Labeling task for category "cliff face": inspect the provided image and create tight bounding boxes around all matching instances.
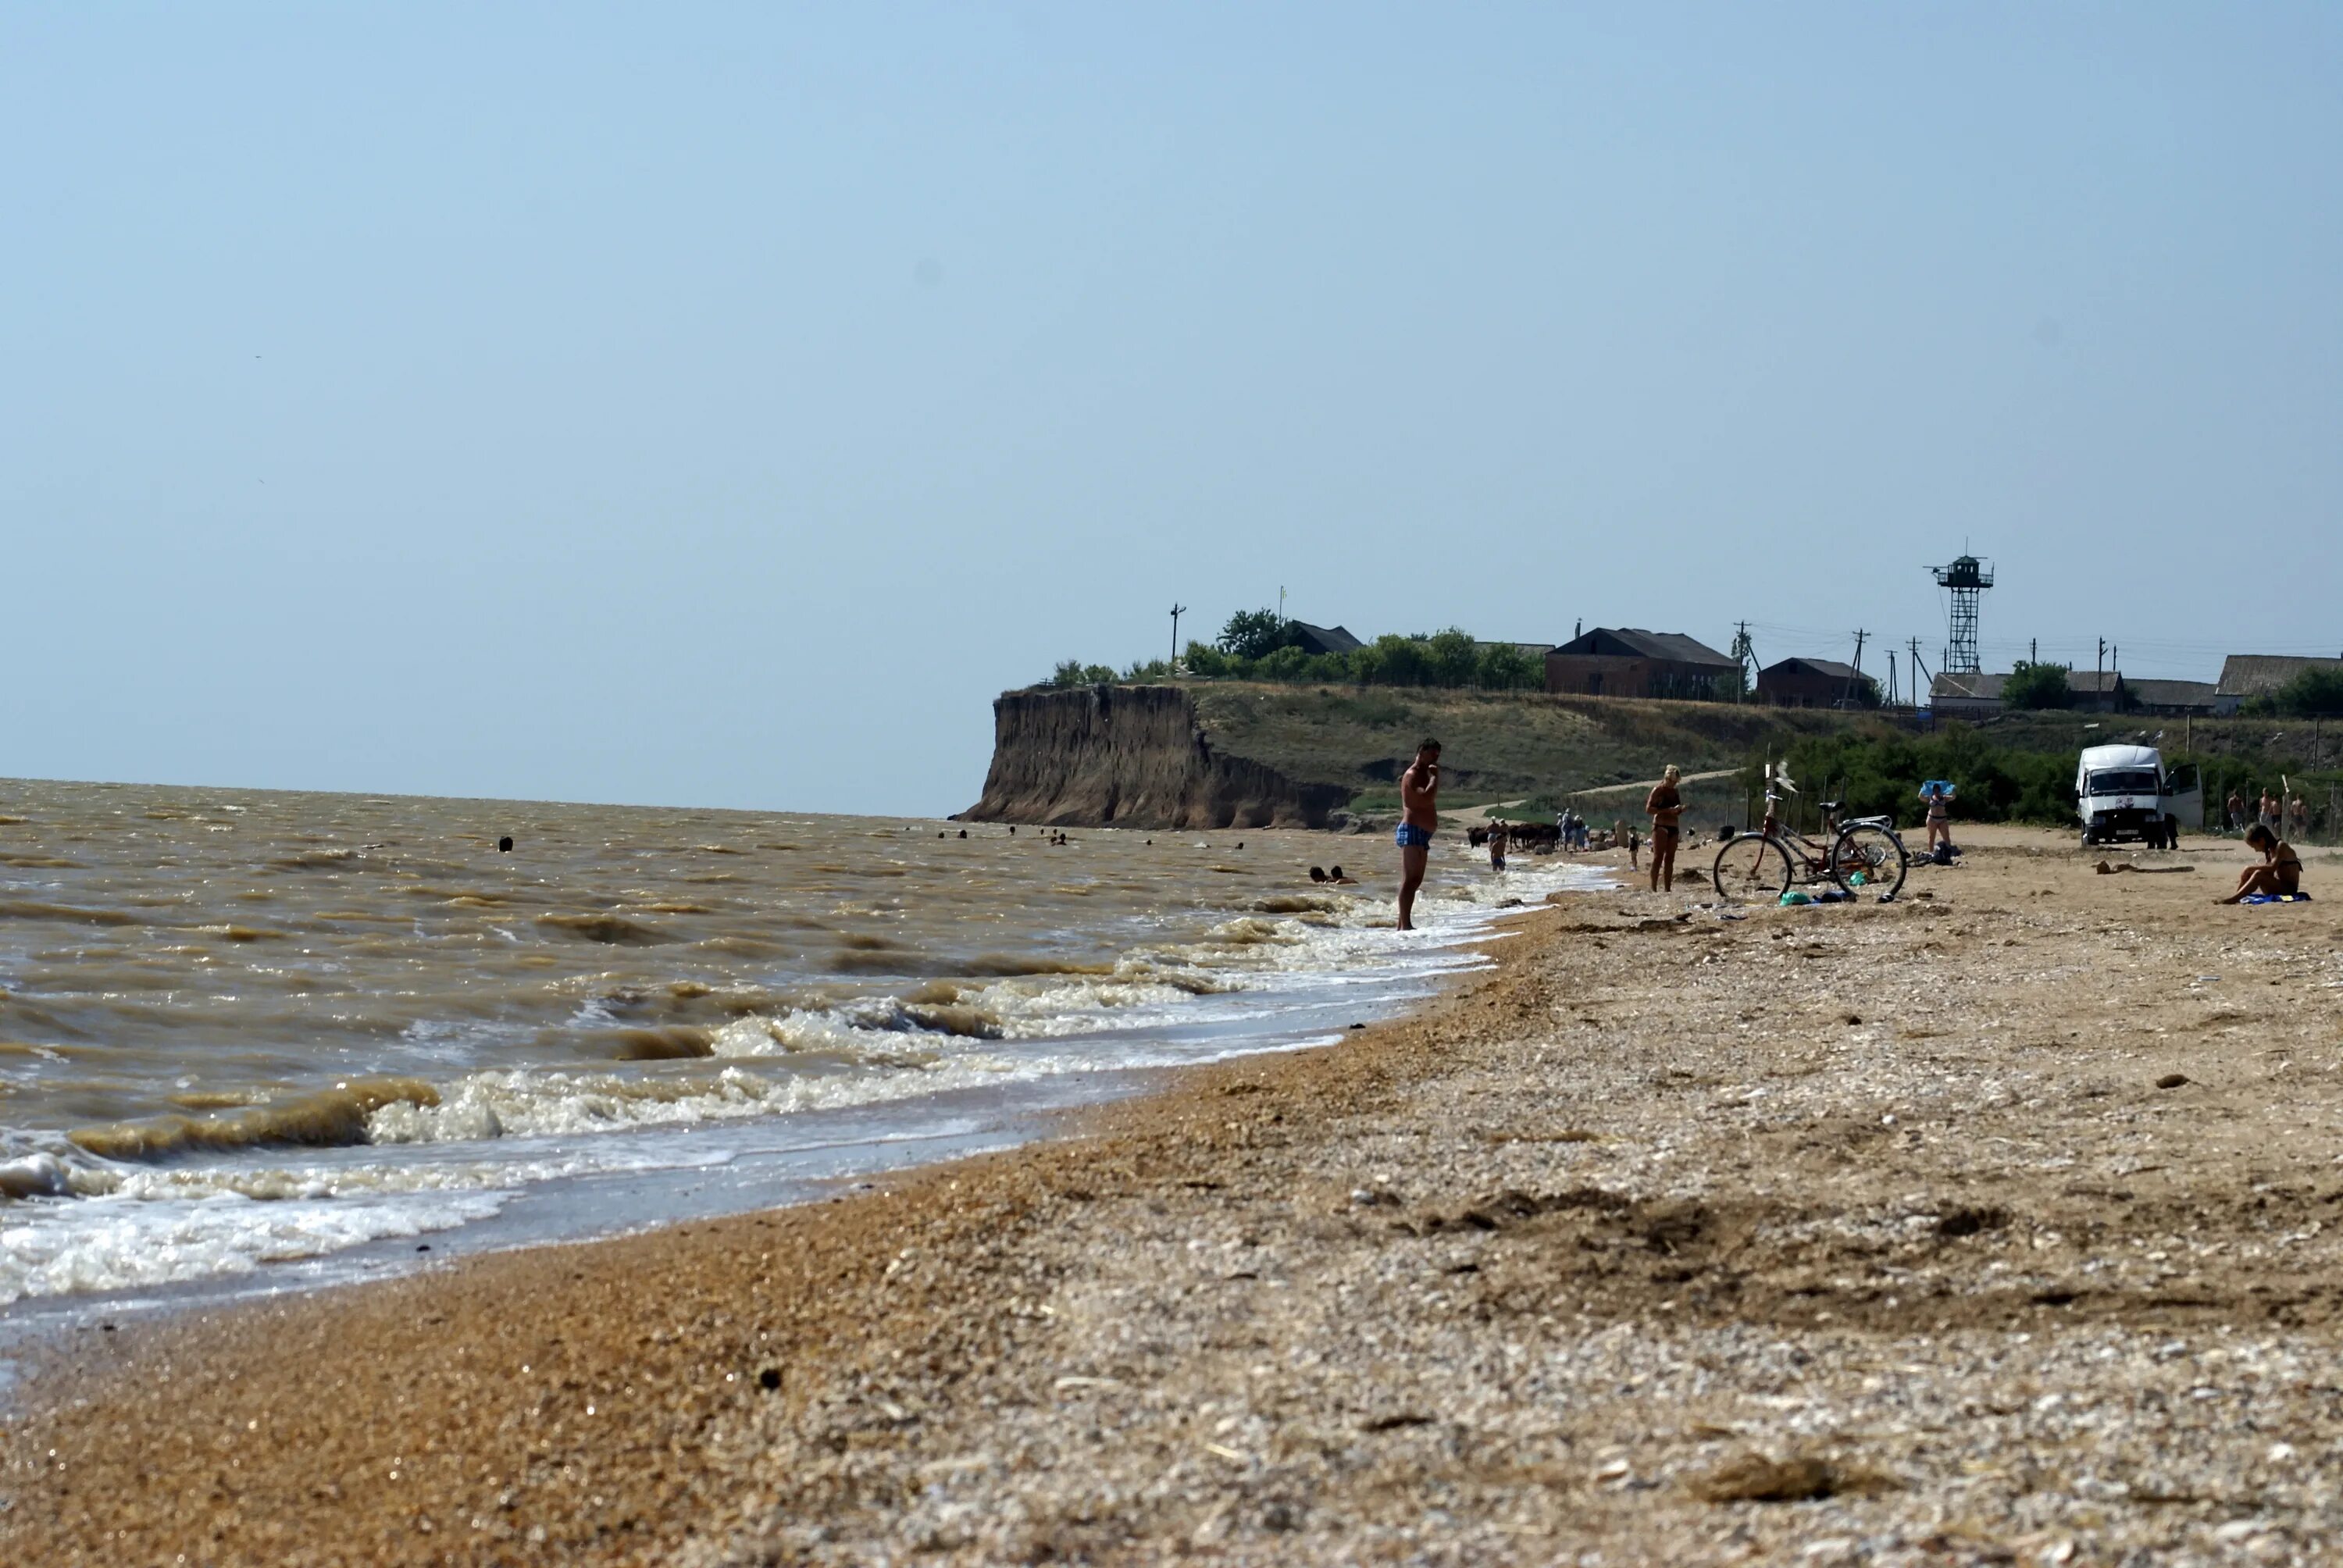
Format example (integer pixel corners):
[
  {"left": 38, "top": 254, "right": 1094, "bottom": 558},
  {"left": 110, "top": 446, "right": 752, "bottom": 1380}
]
[{"left": 964, "top": 686, "right": 1351, "bottom": 829}]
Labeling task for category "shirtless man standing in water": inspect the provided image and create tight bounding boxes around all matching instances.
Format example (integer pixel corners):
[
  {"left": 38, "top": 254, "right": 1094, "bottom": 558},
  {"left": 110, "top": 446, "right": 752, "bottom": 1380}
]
[{"left": 1396, "top": 739, "right": 1440, "bottom": 930}]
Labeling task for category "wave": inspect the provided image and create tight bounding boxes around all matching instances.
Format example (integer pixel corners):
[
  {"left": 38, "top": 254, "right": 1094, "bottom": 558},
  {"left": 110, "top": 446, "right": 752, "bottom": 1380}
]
[
  {"left": 612, "top": 1027, "right": 716, "bottom": 1060},
  {"left": 0, "top": 900, "right": 144, "bottom": 927},
  {"left": 961, "top": 953, "right": 1115, "bottom": 977},
  {"left": 535, "top": 913, "right": 676, "bottom": 946},
  {"left": 67, "top": 1078, "right": 440, "bottom": 1160}
]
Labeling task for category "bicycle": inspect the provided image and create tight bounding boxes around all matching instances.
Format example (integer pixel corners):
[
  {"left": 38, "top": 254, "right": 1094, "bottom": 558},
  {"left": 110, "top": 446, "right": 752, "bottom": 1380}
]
[{"left": 1710, "top": 764, "right": 1909, "bottom": 903}]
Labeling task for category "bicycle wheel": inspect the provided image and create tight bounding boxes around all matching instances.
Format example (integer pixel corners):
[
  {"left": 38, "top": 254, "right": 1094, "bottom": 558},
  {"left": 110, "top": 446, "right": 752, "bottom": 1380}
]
[
  {"left": 1712, "top": 833, "right": 1794, "bottom": 904},
  {"left": 1829, "top": 822, "right": 1908, "bottom": 899}
]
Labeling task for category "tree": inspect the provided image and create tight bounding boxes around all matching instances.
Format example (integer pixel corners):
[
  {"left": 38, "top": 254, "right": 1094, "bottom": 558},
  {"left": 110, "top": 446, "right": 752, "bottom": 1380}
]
[
  {"left": 1362, "top": 633, "right": 1432, "bottom": 686},
  {"left": 1182, "top": 640, "right": 1233, "bottom": 679},
  {"left": 1425, "top": 628, "right": 1480, "bottom": 687},
  {"left": 1475, "top": 642, "right": 1542, "bottom": 690},
  {"left": 2002, "top": 661, "right": 2072, "bottom": 710},
  {"left": 2275, "top": 666, "right": 2343, "bottom": 716},
  {"left": 1217, "top": 609, "right": 1294, "bottom": 661}
]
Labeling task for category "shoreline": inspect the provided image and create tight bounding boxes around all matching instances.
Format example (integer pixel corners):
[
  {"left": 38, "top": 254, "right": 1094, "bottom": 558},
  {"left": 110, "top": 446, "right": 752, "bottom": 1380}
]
[
  {"left": 9, "top": 826, "right": 2343, "bottom": 1563},
  {"left": 0, "top": 800, "right": 1589, "bottom": 1327}
]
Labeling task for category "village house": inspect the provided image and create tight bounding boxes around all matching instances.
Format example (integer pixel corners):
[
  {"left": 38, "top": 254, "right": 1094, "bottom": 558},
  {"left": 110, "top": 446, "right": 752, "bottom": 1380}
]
[
  {"left": 1930, "top": 668, "right": 2219, "bottom": 717},
  {"left": 1755, "top": 657, "right": 1871, "bottom": 708},
  {"left": 2216, "top": 654, "right": 2343, "bottom": 715},
  {"left": 2124, "top": 679, "right": 2218, "bottom": 715},
  {"left": 1928, "top": 671, "right": 2006, "bottom": 718},
  {"left": 1285, "top": 622, "right": 1364, "bottom": 658},
  {"left": 1545, "top": 628, "right": 1740, "bottom": 701}
]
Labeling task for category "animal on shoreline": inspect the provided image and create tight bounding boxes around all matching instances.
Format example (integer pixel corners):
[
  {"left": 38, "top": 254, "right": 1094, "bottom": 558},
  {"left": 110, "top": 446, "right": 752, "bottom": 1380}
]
[{"left": 1467, "top": 821, "right": 1560, "bottom": 850}]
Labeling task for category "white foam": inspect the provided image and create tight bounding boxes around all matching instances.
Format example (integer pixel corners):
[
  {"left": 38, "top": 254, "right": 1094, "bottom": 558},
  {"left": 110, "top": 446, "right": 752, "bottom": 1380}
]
[{"left": 0, "top": 843, "right": 1613, "bottom": 1307}]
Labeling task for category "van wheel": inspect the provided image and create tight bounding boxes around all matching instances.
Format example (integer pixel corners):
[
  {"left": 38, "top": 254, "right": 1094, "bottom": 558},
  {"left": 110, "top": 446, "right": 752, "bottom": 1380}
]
[{"left": 2081, "top": 829, "right": 2098, "bottom": 847}]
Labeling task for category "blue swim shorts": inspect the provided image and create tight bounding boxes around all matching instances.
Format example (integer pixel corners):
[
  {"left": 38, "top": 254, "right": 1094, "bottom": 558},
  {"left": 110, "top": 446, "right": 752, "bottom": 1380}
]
[{"left": 1394, "top": 823, "right": 1435, "bottom": 849}]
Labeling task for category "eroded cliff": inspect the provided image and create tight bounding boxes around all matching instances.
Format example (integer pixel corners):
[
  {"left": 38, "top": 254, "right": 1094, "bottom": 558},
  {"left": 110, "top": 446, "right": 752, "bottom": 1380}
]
[{"left": 963, "top": 686, "right": 1350, "bottom": 829}]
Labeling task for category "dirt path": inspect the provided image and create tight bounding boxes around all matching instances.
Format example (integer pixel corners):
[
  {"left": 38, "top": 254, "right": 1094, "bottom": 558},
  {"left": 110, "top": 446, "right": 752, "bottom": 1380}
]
[{"left": 7, "top": 826, "right": 2341, "bottom": 1565}]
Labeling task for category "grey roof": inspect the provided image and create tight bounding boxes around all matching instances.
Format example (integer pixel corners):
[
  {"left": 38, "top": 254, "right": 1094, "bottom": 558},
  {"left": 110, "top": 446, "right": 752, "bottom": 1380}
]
[
  {"left": 1477, "top": 640, "right": 1558, "bottom": 660},
  {"left": 1760, "top": 657, "right": 1863, "bottom": 682},
  {"left": 1552, "top": 627, "right": 1739, "bottom": 668},
  {"left": 2067, "top": 669, "right": 2123, "bottom": 694},
  {"left": 2124, "top": 679, "right": 2218, "bottom": 710},
  {"left": 1287, "top": 621, "right": 1363, "bottom": 656},
  {"left": 1930, "top": 672, "right": 2006, "bottom": 701},
  {"left": 2218, "top": 654, "right": 2343, "bottom": 697}
]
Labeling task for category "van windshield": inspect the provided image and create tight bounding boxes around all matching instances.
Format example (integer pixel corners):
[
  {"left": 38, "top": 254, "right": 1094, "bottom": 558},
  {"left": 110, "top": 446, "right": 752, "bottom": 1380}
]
[{"left": 2087, "top": 768, "right": 2160, "bottom": 796}]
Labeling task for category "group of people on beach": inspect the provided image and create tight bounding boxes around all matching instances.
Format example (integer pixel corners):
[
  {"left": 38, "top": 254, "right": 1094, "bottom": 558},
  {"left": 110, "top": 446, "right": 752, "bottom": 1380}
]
[
  {"left": 2226, "top": 786, "right": 2311, "bottom": 839},
  {"left": 1392, "top": 741, "right": 1689, "bottom": 924},
  {"left": 1391, "top": 741, "right": 2309, "bottom": 923}
]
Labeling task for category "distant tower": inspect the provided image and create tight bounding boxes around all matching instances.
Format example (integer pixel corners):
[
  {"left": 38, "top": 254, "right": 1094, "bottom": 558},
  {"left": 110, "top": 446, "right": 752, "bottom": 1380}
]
[{"left": 1931, "top": 554, "right": 1994, "bottom": 674}]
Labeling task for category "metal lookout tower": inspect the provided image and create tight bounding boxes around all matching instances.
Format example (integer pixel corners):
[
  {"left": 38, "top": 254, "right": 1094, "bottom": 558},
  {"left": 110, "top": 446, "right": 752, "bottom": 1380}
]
[{"left": 1931, "top": 554, "right": 1994, "bottom": 674}]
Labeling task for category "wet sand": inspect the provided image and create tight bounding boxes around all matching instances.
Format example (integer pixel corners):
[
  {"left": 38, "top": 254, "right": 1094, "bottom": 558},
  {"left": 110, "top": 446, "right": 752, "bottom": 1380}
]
[{"left": 8, "top": 824, "right": 2343, "bottom": 1564}]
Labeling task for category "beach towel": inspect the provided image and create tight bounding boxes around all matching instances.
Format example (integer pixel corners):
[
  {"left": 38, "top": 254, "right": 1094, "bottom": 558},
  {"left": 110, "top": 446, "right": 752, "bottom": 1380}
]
[{"left": 2241, "top": 892, "right": 2312, "bottom": 904}]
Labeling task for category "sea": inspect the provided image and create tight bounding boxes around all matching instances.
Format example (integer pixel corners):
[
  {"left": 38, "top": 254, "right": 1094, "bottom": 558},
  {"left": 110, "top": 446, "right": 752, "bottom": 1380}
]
[{"left": 0, "top": 779, "right": 1609, "bottom": 1335}]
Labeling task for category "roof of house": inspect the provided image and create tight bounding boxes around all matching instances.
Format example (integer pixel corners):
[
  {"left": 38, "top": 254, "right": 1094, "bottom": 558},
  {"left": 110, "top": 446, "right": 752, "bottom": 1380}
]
[
  {"left": 2124, "top": 678, "right": 2219, "bottom": 709},
  {"left": 1551, "top": 627, "right": 1739, "bottom": 668},
  {"left": 1930, "top": 671, "right": 2006, "bottom": 701},
  {"left": 1287, "top": 621, "right": 1363, "bottom": 656},
  {"left": 2217, "top": 654, "right": 2343, "bottom": 697},
  {"left": 1477, "top": 640, "right": 1558, "bottom": 660},
  {"left": 2067, "top": 669, "right": 2123, "bottom": 694},
  {"left": 1760, "top": 657, "right": 1863, "bottom": 682}
]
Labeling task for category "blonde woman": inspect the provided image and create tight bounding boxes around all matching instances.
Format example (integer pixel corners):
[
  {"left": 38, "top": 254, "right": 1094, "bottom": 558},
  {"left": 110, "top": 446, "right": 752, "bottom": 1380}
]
[{"left": 1644, "top": 764, "right": 1684, "bottom": 892}]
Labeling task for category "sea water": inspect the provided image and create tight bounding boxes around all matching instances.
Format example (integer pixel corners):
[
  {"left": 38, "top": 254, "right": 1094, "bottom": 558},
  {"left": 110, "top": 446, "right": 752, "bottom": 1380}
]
[{"left": 0, "top": 780, "right": 1610, "bottom": 1315}]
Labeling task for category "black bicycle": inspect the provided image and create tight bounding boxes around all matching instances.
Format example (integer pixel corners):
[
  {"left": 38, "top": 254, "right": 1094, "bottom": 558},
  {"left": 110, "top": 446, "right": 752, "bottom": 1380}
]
[{"left": 1711, "top": 766, "right": 1908, "bottom": 903}]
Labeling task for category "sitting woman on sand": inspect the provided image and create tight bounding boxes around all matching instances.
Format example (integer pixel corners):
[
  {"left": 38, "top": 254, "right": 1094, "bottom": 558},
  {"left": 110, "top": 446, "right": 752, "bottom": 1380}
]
[{"left": 2218, "top": 823, "right": 2303, "bottom": 903}]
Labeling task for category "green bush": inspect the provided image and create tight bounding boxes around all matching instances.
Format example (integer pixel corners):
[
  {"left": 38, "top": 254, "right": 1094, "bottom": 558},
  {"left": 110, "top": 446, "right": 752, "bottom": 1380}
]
[
  {"left": 1756, "top": 723, "right": 2077, "bottom": 828},
  {"left": 2003, "top": 661, "right": 2072, "bottom": 711},
  {"left": 1057, "top": 624, "right": 1553, "bottom": 690},
  {"left": 1045, "top": 660, "right": 1120, "bottom": 689},
  {"left": 1216, "top": 609, "right": 1295, "bottom": 661},
  {"left": 2274, "top": 667, "right": 2343, "bottom": 717},
  {"left": 1476, "top": 643, "right": 1543, "bottom": 690}
]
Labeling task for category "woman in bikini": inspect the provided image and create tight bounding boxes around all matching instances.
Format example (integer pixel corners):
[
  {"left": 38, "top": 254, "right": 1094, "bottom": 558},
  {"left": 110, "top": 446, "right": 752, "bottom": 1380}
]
[
  {"left": 1922, "top": 783, "right": 1953, "bottom": 854},
  {"left": 1645, "top": 764, "right": 1684, "bottom": 893},
  {"left": 2218, "top": 822, "right": 2302, "bottom": 904}
]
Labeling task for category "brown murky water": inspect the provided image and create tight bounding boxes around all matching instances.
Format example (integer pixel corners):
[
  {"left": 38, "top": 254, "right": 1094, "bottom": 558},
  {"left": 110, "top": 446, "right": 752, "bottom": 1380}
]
[{"left": 0, "top": 779, "right": 1596, "bottom": 1306}]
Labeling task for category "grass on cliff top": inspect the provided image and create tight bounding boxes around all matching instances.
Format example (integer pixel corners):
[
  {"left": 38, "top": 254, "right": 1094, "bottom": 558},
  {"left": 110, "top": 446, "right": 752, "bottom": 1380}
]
[
  {"left": 1182, "top": 683, "right": 2246, "bottom": 817},
  {"left": 1187, "top": 685, "right": 1860, "bottom": 803}
]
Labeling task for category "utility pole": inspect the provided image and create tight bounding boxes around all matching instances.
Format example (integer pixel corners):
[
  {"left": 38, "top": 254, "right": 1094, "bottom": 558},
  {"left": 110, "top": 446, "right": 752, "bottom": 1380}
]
[
  {"left": 2097, "top": 636, "right": 2106, "bottom": 687},
  {"left": 2030, "top": 637, "right": 2038, "bottom": 665},
  {"left": 1887, "top": 650, "right": 1899, "bottom": 707},
  {"left": 1278, "top": 586, "right": 1286, "bottom": 624},
  {"left": 1846, "top": 629, "right": 1867, "bottom": 707},
  {"left": 1728, "top": 622, "right": 1757, "bottom": 702},
  {"left": 1170, "top": 603, "right": 1187, "bottom": 667}
]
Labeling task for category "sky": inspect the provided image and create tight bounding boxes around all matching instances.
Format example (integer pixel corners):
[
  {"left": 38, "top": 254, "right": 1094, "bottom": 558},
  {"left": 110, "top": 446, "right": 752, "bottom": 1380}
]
[{"left": 4, "top": 4, "right": 2338, "bottom": 814}]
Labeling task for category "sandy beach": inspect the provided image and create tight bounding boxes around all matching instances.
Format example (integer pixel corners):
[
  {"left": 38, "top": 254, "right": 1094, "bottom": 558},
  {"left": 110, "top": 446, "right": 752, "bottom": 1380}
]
[{"left": 7, "top": 823, "right": 2342, "bottom": 1565}]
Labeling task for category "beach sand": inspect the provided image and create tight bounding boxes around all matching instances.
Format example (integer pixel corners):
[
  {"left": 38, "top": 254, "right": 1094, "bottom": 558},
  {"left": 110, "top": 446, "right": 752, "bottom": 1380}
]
[{"left": 8, "top": 824, "right": 2343, "bottom": 1564}]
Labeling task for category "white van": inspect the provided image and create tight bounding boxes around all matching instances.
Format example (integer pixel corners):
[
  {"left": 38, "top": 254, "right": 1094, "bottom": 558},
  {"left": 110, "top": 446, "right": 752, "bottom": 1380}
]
[{"left": 2075, "top": 743, "right": 2201, "bottom": 848}]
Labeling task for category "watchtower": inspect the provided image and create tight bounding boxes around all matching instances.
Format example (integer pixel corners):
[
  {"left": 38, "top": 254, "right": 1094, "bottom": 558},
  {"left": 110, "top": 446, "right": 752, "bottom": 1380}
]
[{"left": 1931, "top": 554, "right": 1994, "bottom": 674}]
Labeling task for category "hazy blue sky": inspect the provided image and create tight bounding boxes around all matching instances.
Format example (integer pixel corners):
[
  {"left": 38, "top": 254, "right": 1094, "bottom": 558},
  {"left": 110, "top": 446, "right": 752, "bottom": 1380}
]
[{"left": 5, "top": 5, "right": 2338, "bottom": 814}]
